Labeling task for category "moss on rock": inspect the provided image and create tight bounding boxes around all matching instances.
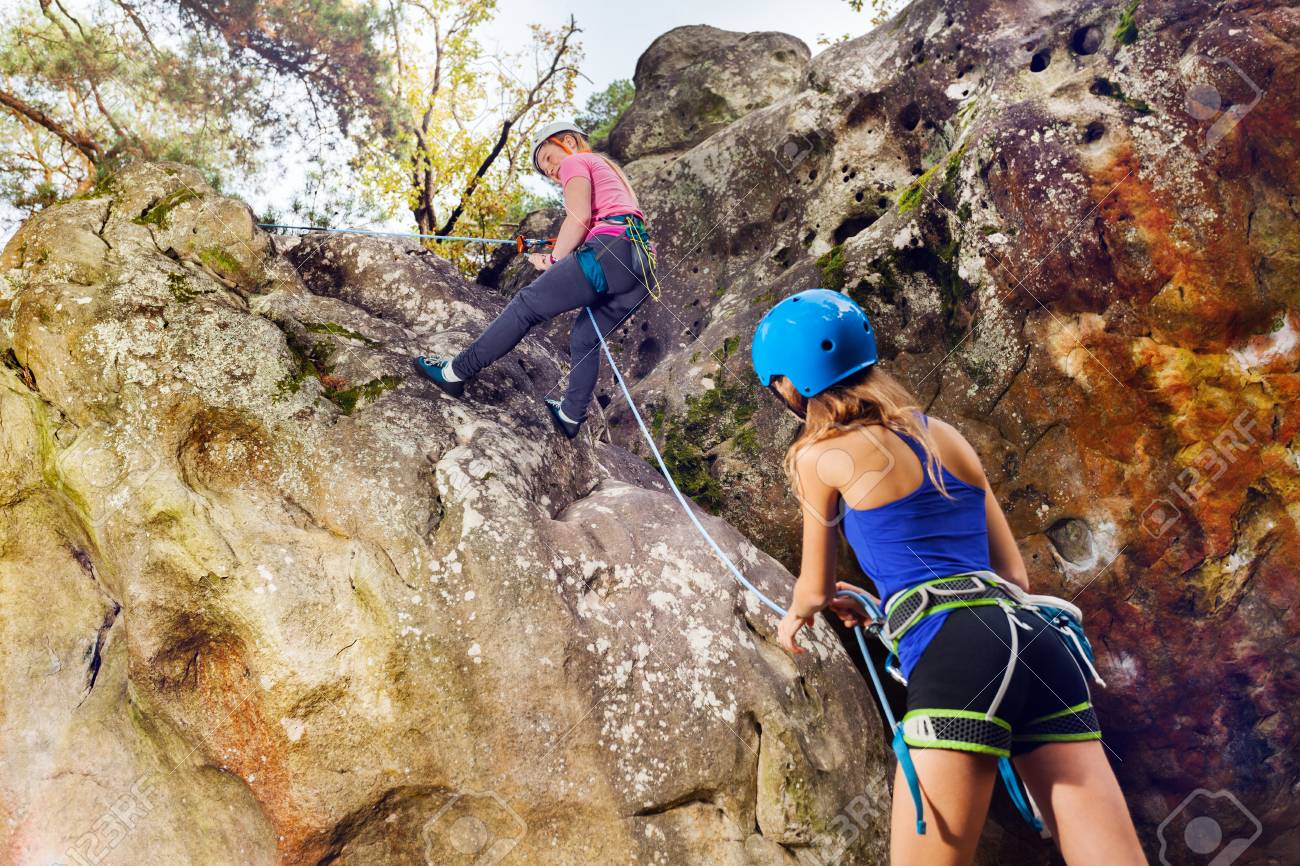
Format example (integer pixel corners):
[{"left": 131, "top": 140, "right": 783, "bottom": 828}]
[
  {"left": 304, "top": 321, "right": 381, "bottom": 347},
  {"left": 816, "top": 244, "right": 847, "bottom": 291},
  {"left": 1115, "top": 0, "right": 1141, "bottom": 44},
  {"left": 651, "top": 377, "right": 758, "bottom": 511},
  {"left": 133, "top": 188, "right": 202, "bottom": 229},
  {"left": 325, "top": 375, "right": 402, "bottom": 415}
]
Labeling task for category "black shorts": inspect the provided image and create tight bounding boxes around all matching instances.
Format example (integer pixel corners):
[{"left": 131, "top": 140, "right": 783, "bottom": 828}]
[{"left": 902, "top": 604, "right": 1103, "bottom": 758}]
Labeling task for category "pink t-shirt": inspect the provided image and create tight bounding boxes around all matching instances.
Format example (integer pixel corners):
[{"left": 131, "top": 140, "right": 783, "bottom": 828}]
[{"left": 558, "top": 152, "right": 644, "bottom": 241}]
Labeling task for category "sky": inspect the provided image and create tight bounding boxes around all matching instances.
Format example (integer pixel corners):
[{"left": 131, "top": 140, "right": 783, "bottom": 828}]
[
  {"left": 480, "top": 0, "right": 874, "bottom": 106},
  {"left": 0, "top": 0, "right": 891, "bottom": 245}
]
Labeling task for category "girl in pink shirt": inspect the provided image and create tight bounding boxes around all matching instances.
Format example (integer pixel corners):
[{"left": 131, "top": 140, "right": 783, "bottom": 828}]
[{"left": 415, "top": 120, "right": 654, "bottom": 439}]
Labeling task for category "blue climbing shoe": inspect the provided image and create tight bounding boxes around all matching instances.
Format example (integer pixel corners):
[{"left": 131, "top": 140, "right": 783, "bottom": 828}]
[
  {"left": 414, "top": 355, "right": 465, "bottom": 398},
  {"left": 545, "top": 399, "right": 582, "bottom": 439}
]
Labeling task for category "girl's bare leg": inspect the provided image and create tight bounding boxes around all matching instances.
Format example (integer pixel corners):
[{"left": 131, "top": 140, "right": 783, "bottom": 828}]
[
  {"left": 890, "top": 749, "right": 998, "bottom": 866},
  {"left": 1013, "top": 741, "right": 1148, "bottom": 865}
]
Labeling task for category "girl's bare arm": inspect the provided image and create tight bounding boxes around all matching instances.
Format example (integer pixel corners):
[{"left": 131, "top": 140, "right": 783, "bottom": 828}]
[{"left": 551, "top": 176, "right": 593, "bottom": 259}]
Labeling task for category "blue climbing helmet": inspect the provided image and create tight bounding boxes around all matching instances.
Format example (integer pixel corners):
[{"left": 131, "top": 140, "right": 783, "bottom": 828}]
[{"left": 752, "top": 289, "right": 878, "bottom": 396}]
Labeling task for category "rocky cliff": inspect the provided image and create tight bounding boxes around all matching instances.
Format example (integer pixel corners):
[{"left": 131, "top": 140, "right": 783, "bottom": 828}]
[
  {"left": 3, "top": 0, "right": 1298, "bottom": 863},
  {"left": 0, "top": 162, "right": 894, "bottom": 864},
  {"left": 598, "top": 2, "right": 1298, "bottom": 863}
]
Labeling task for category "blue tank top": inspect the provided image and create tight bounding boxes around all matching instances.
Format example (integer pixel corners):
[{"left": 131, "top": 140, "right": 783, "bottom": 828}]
[{"left": 841, "top": 412, "right": 991, "bottom": 679}]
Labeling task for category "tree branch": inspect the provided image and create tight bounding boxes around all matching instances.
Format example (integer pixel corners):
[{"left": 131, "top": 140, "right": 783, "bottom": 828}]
[
  {"left": 436, "top": 15, "right": 581, "bottom": 237},
  {"left": 0, "top": 87, "right": 101, "bottom": 163}
]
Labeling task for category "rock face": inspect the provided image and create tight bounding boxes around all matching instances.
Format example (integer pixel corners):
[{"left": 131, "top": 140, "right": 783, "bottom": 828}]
[
  {"left": 607, "top": 26, "right": 811, "bottom": 163},
  {"left": 0, "top": 163, "right": 893, "bottom": 864},
  {"left": 590, "top": 0, "right": 1298, "bottom": 862}
]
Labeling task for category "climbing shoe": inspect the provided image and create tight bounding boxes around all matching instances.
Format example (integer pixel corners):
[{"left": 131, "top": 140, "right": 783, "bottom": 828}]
[
  {"left": 545, "top": 399, "right": 582, "bottom": 439},
  {"left": 414, "top": 355, "right": 465, "bottom": 398}
]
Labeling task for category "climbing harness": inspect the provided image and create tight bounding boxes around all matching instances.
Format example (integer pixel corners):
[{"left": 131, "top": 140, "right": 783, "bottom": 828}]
[
  {"left": 882, "top": 569, "right": 1108, "bottom": 834},
  {"left": 882, "top": 570, "right": 1106, "bottom": 697},
  {"left": 573, "top": 213, "right": 662, "bottom": 301},
  {"left": 256, "top": 223, "right": 554, "bottom": 254},
  {"left": 585, "top": 308, "right": 1097, "bottom": 838}
]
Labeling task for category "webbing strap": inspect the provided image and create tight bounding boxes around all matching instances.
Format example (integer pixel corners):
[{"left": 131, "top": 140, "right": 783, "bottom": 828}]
[
  {"left": 883, "top": 573, "right": 1013, "bottom": 647},
  {"left": 999, "top": 757, "right": 1045, "bottom": 833},
  {"left": 894, "top": 727, "right": 927, "bottom": 835}
]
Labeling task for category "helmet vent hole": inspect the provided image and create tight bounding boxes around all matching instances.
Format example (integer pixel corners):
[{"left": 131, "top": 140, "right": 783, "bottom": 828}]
[{"left": 821, "top": 339, "right": 834, "bottom": 351}]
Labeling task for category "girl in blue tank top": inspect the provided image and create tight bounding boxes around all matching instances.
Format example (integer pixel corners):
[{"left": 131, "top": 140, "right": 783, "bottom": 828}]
[
  {"left": 839, "top": 412, "right": 992, "bottom": 680},
  {"left": 750, "top": 290, "right": 1147, "bottom": 866}
]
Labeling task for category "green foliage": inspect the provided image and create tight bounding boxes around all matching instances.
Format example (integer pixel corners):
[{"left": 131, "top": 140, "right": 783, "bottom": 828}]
[
  {"left": 1115, "top": 0, "right": 1141, "bottom": 45},
  {"left": 842, "top": 0, "right": 908, "bottom": 28},
  {"left": 504, "top": 188, "right": 563, "bottom": 224},
  {"left": 0, "top": 0, "right": 305, "bottom": 210},
  {"left": 355, "top": 4, "right": 583, "bottom": 276},
  {"left": 577, "top": 79, "right": 634, "bottom": 146}
]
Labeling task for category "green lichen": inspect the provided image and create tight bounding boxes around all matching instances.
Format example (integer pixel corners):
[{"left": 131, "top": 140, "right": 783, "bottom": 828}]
[
  {"left": 898, "top": 144, "right": 967, "bottom": 215},
  {"left": 167, "top": 272, "right": 198, "bottom": 302},
  {"left": 325, "top": 375, "right": 402, "bottom": 415},
  {"left": 754, "top": 288, "right": 778, "bottom": 306},
  {"left": 198, "top": 246, "right": 243, "bottom": 277},
  {"left": 66, "top": 171, "right": 120, "bottom": 203},
  {"left": 1092, "top": 78, "right": 1151, "bottom": 114},
  {"left": 713, "top": 283, "right": 729, "bottom": 299},
  {"left": 816, "top": 244, "right": 847, "bottom": 291},
  {"left": 896, "top": 163, "right": 941, "bottom": 213},
  {"left": 273, "top": 340, "right": 331, "bottom": 399},
  {"left": 711, "top": 335, "right": 740, "bottom": 364},
  {"left": 696, "top": 91, "right": 734, "bottom": 126},
  {"left": 942, "top": 144, "right": 967, "bottom": 200},
  {"left": 854, "top": 218, "right": 977, "bottom": 349},
  {"left": 1115, "top": 0, "right": 1141, "bottom": 45},
  {"left": 133, "top": 188, "right": 201, "bottom": 229},
  {"left": 956, "top": 99, "right": 981, "bottom": 128},
  {"left": 304, "top": 321, "right": 381, "bottom": 347},
  {"left": 26, "top": 393, "right": 92, "bottom": 529},
  {"left": 958, "top": 202, "right": 973, "bottom": 222},
  {"left": 651, "top": 379, "right": 757, "bottom": 512},
  {"left": 733, "top": 424, "right": 760, "bottom": 457},
  {"left": 649, "top": 403, "right": 666, "bottom": 438}
]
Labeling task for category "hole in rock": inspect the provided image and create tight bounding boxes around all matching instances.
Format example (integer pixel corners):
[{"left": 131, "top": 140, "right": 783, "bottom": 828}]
[{"left": 1071, "top": 25, "right": 1102, "bottom": 55}]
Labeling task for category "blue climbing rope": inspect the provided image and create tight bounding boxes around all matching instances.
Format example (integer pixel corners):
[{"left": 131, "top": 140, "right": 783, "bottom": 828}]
[
  {"left": 252, "top": 219, "right": 1037, "bottom": 837},
  {"left": 256, "top": 223, "right": 550, "bottom": 249}
]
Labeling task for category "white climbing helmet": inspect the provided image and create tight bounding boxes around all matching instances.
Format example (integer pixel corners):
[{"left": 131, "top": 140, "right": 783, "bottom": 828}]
[{"left": 530, "top": 119, "right": 586, "bottom": 173}]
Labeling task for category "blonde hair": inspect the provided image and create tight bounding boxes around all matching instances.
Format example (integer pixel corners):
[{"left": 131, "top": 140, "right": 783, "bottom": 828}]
[{"left": 772, "top": 365, "right": 954, "bottom": 501}]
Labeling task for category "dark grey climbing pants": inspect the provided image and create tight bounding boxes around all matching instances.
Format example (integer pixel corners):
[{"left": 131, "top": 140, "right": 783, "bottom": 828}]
[{"left": 453, "top": 233, "right": 651, "bottom": 421}]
